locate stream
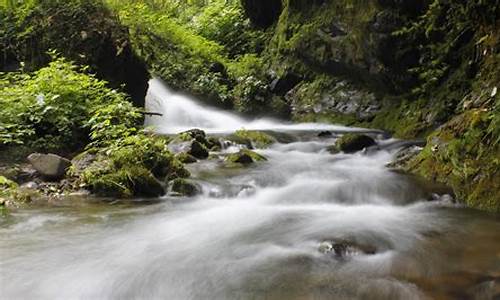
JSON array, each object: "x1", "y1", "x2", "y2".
[{"x1": 1, "y1": 79, "x2": 499, "y2": 300}]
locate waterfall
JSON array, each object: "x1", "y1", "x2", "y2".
[{"x1": 144, "y1": 77, "x2": 375, "y2": 134}]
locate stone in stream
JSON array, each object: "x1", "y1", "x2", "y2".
[
  {"x1": 328, "y1": 133, "x2": 376, "y2": 154},
  {"x1": 170, "y1": 178, "x2": 201, "y2": 197},
  {"x1": 225, "y1": 149, "x2": 267, "y2": 165},
  {"x1": 168, "y1": 129, "x2": 213, "y2": 159},
  {"x1": 318, "y1": 239, "x2": 376, "y2": 258},
  {"x1": 27, "y1": 153, "x2": 71, "y2": 180},
  {"x1": 188, "y1": 141, "x2": 210, "y2": 159},
  {"x1": 318, "y1": 131, "x2": 333, "y2": 138},
  {"x1": 175, "y1": 152, "x2": 198, "y2": 164}
]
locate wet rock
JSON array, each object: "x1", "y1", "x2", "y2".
[
  {"x1": 225, "y1": 149, "x2": 267, "y2": 165},
  {"x1": 170, "y1": 178, "x2": 201, "y2": 197},
  {"x1": 318, "y1": 131, "x2": 333, "y2": 138},
  {"x1": 229, "y1": 130, "x2": 276, "y2": 149},
  {"x1": 206, "y1": 137, "x2": 222, "y2": 151},
  {"x1": 386, "y1": 145, "x2": 423, "y2": 169},
  {"x1": 188, "y1": 141, "x2": 210, "y2": 159},
  {"x1": 330, "y1": 134, "x2": 376, "y2": 154},
  {"x1": 181, "y1": 128, "x2": 207, "y2": 142},
  {"x1": 175, "y1": 153, "x2": 198, "y2": 164},
  {"x1": 429, "y1": 193, "x2": 455, "y2": 203},
  {"x1": 168, "y1": 140, "x2": 209, "y2": 159},
  {"x1": 27, "y1": 153, "x2": 71, "y2": 180},
  {"x1": 318, "y1": 239, "x2": 376, "y2": 258}
]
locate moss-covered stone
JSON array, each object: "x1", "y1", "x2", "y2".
[
  {"x1": 331, "y1": 133, "x2": 376, "y2": 154},
  {"x1": 81, "y1": 134, "x2": 189, "y2": 198},
  {"x1": 231, "y1": 130, "x2": 276, "y2": 149},
  {"x1": 170, "y1": 178, "x2": 200, "y2": 197},
  {"x1": 175, "y1": 152, "x2": 198, "y2": 164},
  {"x1": 225, "y1": 149, "x2": 267, "y2": 165}
]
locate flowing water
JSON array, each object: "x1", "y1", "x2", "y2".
[{"x1": 1, "y1": 79, "x2": 499, "y2": 300}]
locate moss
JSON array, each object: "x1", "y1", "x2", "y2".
[
  {"x1": 225, "y1": 149, "x2": 267, "y2": 165},
  {"x1": 81, "y1": 134, "x2": 189, "y2": 198},
  {"x1": 331, "y1": 133, "x2": 376, "y2": 153},
  {"x1": 407, "y1": 107, "x2": 500, "y2": 212},
  {"x1": 232, "y1": 130, "x2": 276, "y2": 148},
  {"x1": 175, "y1": 152, "x2": 198, "y2": 164}
]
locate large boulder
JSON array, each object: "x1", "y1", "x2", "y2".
[{"x1": 27, "y1": 153, "x2": 71, "y2": 180}]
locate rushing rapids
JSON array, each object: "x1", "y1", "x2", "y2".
[{"x1": 1, "y1": 79, "x2": 499, "y2": 300}]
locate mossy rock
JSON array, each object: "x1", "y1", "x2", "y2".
[
  {"x1": 81, "y1": 134, "x2": 189, "y2": 198},
  {"x1": 188, "y1": 140, "x2": 210, "y2": 159},
  {"x1": 85, "y1": 166, "x2": 165, "y2": 198},
  {"x1": 170, "y1": 178, "x2": 201, "y2": 197},
  {"x1": 175, "y1": 152, "x2": 198, "y2": 164},
  {"x1": 330, "y1": 133, "x2": 376, "y2": 153},
  {"x1": 229, "y1": 130, "x2": 276, "y2": 149},
  {"x1": 225, "y1": 149, "x2": 267, "y2": 165}
]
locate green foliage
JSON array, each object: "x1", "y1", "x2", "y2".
[
  {"x1": 82, "y1": 133, "x2": 189, "y2": 197},
  {"x1": 395, "y1": 0, "x2": 500, "y2": 95},
  {"x1": 193, "y1": 1, "x2": 266, "y2": 58},
  {"x1": 233, "y1": 76, "x2": 269, "y2": 114},
  {"x1": 0, "y1": 55, "x2": 133, "y2": 151},
  {"x1": 106, "y1": 0, "x2": 273, "y2": 110}
]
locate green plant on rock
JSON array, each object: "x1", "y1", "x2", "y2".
[{"x1": 82, "y1": 133, "x2": 189, "y2": 198}]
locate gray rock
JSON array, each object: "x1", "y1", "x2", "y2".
[
  {"x1": 318, "y1": 239, "x2": 376, "y2": 258},
  {"x1": 386, "y1": 145, "x2": 423, "y2": 169},
  {"x1": 168, "y1": 140, "x2": 209, "y2": 159},
  {"x1": 21, "y1": 181, "x2": 39, "y2": 189},
  {"x1": 27, "y1": 153, "x2": 71, "y2": 180}
]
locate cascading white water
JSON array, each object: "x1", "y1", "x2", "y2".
[
  {"x1": 145, "y1": 78, "x2": 376, "y2": 134},
  {"x1": 1, "y1": 79, "x2": 499, "y2": 300}
]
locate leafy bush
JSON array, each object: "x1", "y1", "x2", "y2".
[
  {"x1": 193, "y1": 1, "x2": 266, "y2": 57},
  {"x1": 0, "y1": 55, "x2": 134, "y2": 152}
]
